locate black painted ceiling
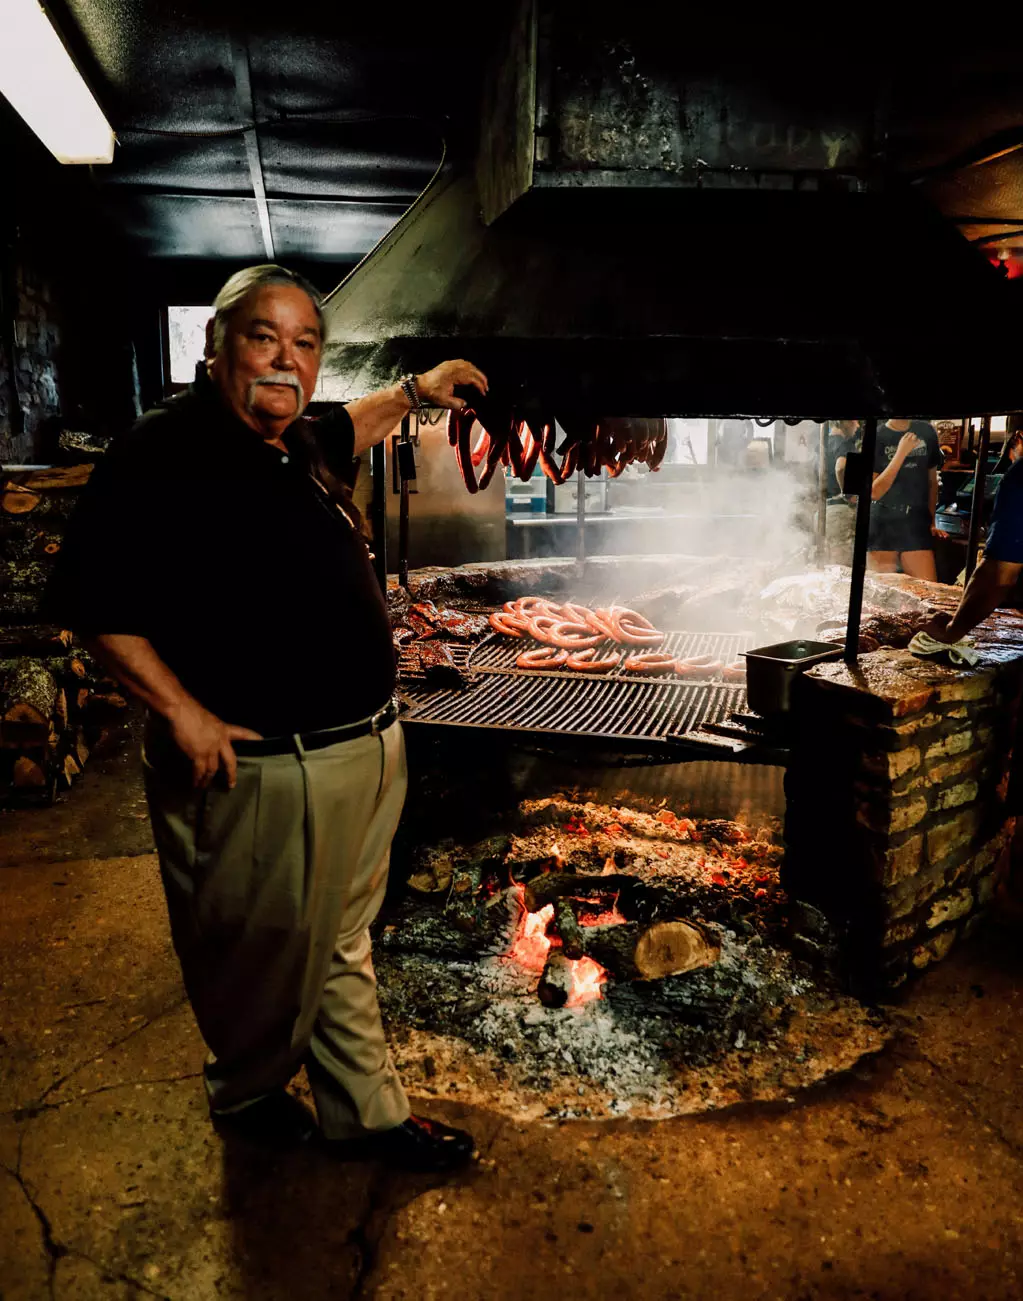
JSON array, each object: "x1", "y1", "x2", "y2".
[
  {"x1": 26, "y1": 5, "x2": 1023, "y2": 270},
  {"x1": 47, "y1": 0, "x2": 499, "y2": 262}
]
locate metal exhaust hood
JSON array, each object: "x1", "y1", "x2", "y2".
[{"x1": 320, "y1": 3, "x2": 1023, "y2": 417}]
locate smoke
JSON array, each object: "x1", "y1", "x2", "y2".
[{"x1": 554, "y1": 460, "x2": 821, "y2": 635}]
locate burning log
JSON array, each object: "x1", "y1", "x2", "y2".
[
  {"x1": 552, "y1": 898, "x2": 586, "y2": 959},
  {"x1": 582, "y1": 920, "x2": 720, "y2": 983},
  {"x1": 442, "y1": 835, "x2": 510, "y2": 933},
  {"x1": 538, "y1": 951, "x2": 576, "y2": 1008},
  {"x1": 523, "y1": 871, "x2": 639, "y2": 914}
]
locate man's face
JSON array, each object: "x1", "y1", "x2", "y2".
[
  {"x1": 209, "y1": 284, "x2": 322, "y2": 436},
  {"x1": 836, "y1": 419, "x2": 860, "y2": 438}
]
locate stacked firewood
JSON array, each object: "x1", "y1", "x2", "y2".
[{"x1": 0, "y1": 463, "x2": 128, "y2": 802}]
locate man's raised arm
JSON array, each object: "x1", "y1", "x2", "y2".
[{"x1": 345, "y1": 360, "x2": 488, "y2": 456}]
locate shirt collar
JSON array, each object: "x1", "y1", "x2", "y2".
[{"x1": 190, "y1": 361, "x2": 311, "y2": 467}]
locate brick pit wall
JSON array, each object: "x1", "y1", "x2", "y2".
[{"x1": 783, "y1": 644, "x2": 1023, "y2": 995}]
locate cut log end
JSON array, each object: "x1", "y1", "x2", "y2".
[
  {"x1": 1, "y1": 489, "x2": 42, "y2": 515},
  {"x1": 633, "y1": 921, "x2": 720, "y2": 981}
]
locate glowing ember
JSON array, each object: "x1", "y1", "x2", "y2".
[
  {"x1": 506, "y1": 886, "x2": 608, "y2": 1005},
  {"x1": 507, "y1": 888, "x2": 553, "y2": 972},
  {"x1": 566, "y1": 955, "x2": 606, "y2": 1007},
  {"x1": 577, "y1": 902, "x2": 627, "y2": 927}
]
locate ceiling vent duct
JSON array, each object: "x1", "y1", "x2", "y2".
[{"x1": 320, "y1": 3, "x2": 1023, "y2": 416}]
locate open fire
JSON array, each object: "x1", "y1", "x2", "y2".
[
  {"x1": 505, "y1": 886, "x2": 615, "y2": 1008},
  {"x1": 376, "y1": 787, "x2": 890, "y2": 1121}
]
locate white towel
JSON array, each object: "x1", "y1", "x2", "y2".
[{"x1": 908, "y1": 630, "x2": 980, "y2": 667}]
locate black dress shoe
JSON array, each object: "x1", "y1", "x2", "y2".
[
  {"x1": 326, "y1": 1115, "x2": 476, "y2": 1173},
  {"x1": 211, "y1": 1089, "x2": 319, "y2": 1147}
]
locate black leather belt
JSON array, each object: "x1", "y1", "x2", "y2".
[{"x1": 233, "y1": 698, "x2": 400, "y2": 758}]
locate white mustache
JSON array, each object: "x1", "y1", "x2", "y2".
[{"x1": 246, "y1": 371, "x2": 304, "y2": 413}]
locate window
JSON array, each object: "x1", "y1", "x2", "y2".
[{"x1": 165, "y1": 305, "x2": 211, "y2": 385}]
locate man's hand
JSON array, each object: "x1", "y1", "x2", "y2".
[
  {"x1": 416, "y1": 360, "x2": 489, "y2": 410},
  {"x1": 897, "y1": 432, "x2": 924, "y2": 459},
  {"x1": 921, "y1": 612, "x2": 956, "y2": 644},
  {"x1": 166, "y1": 699, "x2": 262, "y2": 790}
]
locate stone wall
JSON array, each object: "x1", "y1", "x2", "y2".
[
  {"x1": 0, "y1": 254, "x2": 64, "y2": 463},
  {"x1": 784, "y1": 647, "x2": 1022, "y2": 995},
  {"x1": 2, "y1": 95, "x2": 142, "y2": 464}
]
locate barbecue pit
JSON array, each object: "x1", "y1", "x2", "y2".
[{"x1": 372, "y1": 557, "x2": 1023, "y2": 1119}]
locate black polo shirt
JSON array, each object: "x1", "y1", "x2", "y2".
[{"x1": 52, "y1": 370, "x2": 395, "y2": 736}]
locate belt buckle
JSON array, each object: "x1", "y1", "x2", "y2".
[{"x1": 370, "y1": 700, "x2": 393, "y2": 735}]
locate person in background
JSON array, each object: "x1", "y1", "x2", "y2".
[
  {"x1": 868, "y1": 417, "x2": 946, "y2": 580},
  {"x1": 923, "y1": 430, "x2": 1023, "y2": 644},
  {"x1": 923, "y1": 429, "x2": 1023, "y2": 925},
  {"x1": 823, "y1": 418, "x2": 861, "y2": 565}
]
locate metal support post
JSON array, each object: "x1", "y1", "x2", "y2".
[
  {"x1": 816, "y1": 420, "x2": 828, "y2": 565},
  {"x1": 576, "y1": 466, "x2": 586, "y2": 564},
  {"x1": 844, "y1": 416, "x2": 878, "y2": 664},
  {"x1": 964, "y1": 414, "x2": 991, "y2": 583},
  {"x1": 398, "y1": 414, "x2": 412, "y2": 589},
  {"x1": 370, "y1": 440, "x2": 387, "y2": 594}
]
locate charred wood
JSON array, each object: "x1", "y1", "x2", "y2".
[
  {"x1": 523, "y1": 871, "x2": 640, "y2": 914},
  {"x1": 538, "y1": 951, "x2": 575, "y2": 1008},
  {"x1": 551, "y1": 898, "x2": 586, "y2": 959},
  {"x1": 444, "y1": 835, "x2": 510, "y2": 932}
]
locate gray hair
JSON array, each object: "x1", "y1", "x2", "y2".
[{"x1": 210, "y1": 264, "x2": 325, "y2": 352}]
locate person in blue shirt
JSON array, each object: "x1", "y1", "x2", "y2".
[{"x1": 924, "y1": 430, "x2": 1023, "y2": 643}]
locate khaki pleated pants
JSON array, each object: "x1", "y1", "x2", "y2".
[{"x1": 143, "y1": 717, "x2": 410, "y2": 1139}]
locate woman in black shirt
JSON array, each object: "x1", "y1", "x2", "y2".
[{"x1": 869, "y1": 418, "x2": 945, "y2": 580}]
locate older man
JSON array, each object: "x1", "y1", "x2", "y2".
[{"x1": 55, "y1": 265, "x2": 488, "y2": 1171}]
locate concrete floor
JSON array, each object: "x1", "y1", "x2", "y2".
[{"x1": 1, "y1": 728, "x2": 1022, "y2": 1300}]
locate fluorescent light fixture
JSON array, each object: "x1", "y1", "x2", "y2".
[{"x1": 0, "y1": 0, "x2": 114, "y2": 163}]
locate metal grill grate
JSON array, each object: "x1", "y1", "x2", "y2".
[{"x1": 400, "y1": 629, "x2": 755, "y2": 753}]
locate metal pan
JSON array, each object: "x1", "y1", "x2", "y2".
[{"x1": 743, "y1": 639, "x2": 843, "y2": 715}]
